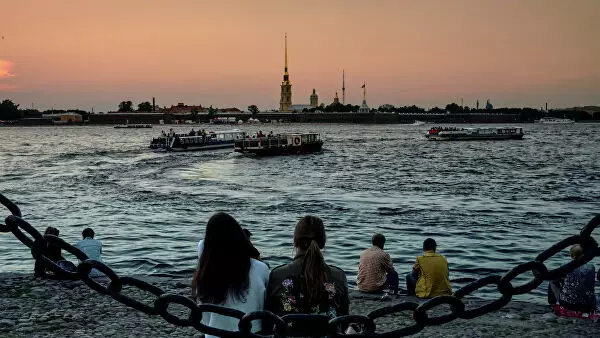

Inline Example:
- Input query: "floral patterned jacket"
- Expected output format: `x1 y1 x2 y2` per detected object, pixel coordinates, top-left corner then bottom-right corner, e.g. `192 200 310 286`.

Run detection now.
265 255 349 335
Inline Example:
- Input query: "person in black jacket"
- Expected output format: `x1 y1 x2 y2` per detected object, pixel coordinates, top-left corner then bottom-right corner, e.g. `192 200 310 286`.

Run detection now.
34 227 62 278
265 216 349 336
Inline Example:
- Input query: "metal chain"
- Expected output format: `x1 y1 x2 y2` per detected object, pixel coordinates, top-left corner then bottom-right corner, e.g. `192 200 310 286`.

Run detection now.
1 192 599 337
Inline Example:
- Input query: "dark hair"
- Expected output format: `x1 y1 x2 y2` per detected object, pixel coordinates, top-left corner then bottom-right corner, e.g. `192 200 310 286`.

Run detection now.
294 215 327 306
372 233 385 249
243 228 252 239
45 227 59 236
82 228 94 239
423 238 437 251
192 212 251 304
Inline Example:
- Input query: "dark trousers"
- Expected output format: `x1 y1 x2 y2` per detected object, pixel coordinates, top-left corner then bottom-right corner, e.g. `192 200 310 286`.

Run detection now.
406 271 418 296
383 270 399 294
547 280 561 305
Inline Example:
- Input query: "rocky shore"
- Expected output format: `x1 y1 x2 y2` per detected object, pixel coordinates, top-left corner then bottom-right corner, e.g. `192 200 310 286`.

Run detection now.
0 273 598 337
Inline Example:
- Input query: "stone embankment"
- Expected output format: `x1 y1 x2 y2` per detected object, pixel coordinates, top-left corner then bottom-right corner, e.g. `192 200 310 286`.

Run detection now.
0 273 598 337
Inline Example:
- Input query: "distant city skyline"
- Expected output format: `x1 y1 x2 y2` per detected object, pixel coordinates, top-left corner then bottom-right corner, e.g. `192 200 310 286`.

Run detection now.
1 0 599 112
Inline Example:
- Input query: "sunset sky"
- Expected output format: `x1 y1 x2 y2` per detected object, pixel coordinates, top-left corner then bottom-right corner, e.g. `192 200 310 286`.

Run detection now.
1 0 599 111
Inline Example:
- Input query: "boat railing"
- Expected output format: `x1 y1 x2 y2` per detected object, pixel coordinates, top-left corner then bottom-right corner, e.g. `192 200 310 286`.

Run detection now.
235 136 290 149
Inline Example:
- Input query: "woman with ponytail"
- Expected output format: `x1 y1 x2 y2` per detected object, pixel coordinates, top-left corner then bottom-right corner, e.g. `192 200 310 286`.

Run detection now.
266 216 349 335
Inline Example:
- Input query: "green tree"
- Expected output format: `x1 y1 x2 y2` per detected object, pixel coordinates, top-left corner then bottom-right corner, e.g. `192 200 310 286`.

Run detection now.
207 105 216 120
190 108 199 122
248 105 259 115
118 101 133 112
445 103 463 114
0 99 21 119
137 101 152 112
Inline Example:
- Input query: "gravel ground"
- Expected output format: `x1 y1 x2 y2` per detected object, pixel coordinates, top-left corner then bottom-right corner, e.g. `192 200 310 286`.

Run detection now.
0 273 598 337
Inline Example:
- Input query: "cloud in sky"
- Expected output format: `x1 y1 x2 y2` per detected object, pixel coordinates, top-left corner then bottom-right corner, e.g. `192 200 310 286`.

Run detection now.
0 60 15 79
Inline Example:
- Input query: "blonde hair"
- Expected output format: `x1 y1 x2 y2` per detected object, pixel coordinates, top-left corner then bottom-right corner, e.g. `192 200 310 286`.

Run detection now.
570 244 584 260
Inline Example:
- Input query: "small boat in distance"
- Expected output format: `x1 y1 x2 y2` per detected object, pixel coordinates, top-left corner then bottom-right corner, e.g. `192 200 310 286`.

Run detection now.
535 117 575 124
411 120 426 126
234 133 323 156
150 129 245 152
426 126 524 141
114 121 152 129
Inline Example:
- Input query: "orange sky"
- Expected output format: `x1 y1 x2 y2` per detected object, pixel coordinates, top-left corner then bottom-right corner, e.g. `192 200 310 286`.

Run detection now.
1 0 599 111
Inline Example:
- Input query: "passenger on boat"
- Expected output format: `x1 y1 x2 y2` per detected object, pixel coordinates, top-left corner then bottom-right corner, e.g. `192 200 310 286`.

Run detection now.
192 213 269 338
268 131 274 138
161 130 167 137
265 216 349 336
34 227 62 278
169 128 175 137
75 228 104 278
357 234 399 294
406 238 452 298
201 129 207 142
189 128 196 136
257 130 265 138
548 245 596 313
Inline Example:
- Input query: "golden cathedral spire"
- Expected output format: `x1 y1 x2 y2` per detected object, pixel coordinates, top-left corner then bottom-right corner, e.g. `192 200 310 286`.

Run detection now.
280 33 292 111
284 33 288 76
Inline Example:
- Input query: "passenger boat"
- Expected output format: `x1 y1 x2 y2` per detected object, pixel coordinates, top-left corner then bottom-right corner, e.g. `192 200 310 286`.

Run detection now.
114 124 153 129
535 117 575 124
149 129 246 152
234 133 323 156
425 126 524 141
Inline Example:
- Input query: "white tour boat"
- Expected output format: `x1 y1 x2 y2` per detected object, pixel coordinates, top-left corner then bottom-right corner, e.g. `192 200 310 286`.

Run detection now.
149 129 246 152
426 126 524 141
535 117 575 124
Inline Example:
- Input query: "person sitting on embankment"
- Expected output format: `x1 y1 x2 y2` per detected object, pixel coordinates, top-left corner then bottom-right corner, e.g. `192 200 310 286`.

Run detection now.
192 212 269 338
357 233 399 294
75 228 104 277
406 238 452 298
266 216 349 336
548 244 596 313
34 227 62 278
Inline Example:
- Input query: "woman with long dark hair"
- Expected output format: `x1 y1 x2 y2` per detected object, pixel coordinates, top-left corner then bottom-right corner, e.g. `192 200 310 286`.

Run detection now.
265 216 349 335
192 212 269 337
34 227 62 278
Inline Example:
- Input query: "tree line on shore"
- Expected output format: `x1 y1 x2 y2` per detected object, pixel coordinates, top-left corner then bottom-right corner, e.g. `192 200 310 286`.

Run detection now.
1 98 598 122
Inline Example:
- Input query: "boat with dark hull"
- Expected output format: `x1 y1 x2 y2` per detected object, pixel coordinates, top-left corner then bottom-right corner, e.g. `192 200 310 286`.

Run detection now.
234 133 323 156
426 126 524 141
150 129 245 152
115 123 152 129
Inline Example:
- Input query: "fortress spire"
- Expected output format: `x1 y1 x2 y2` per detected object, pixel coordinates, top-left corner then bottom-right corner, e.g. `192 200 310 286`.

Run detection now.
279 34 292 111
284 33 288 76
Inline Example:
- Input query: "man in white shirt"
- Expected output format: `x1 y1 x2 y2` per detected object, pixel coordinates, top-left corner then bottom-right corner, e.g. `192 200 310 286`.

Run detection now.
75 228 103 277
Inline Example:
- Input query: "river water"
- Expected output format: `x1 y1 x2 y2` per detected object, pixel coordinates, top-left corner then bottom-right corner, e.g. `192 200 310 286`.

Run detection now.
1 123 598 302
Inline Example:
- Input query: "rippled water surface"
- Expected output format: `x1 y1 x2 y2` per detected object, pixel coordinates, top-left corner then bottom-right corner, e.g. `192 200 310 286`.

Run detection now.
1 123 599 301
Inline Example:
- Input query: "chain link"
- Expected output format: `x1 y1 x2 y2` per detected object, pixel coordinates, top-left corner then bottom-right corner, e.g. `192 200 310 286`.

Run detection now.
1 192 598 337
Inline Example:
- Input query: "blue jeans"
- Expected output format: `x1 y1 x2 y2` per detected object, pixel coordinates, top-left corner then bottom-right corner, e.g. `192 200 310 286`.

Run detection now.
406 271 418 296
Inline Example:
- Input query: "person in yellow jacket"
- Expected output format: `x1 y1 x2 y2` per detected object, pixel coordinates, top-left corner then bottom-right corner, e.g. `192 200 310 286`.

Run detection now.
406 238 452 298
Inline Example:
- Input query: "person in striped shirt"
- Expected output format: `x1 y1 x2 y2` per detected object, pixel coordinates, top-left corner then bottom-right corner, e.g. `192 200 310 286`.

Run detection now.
357 234 399 294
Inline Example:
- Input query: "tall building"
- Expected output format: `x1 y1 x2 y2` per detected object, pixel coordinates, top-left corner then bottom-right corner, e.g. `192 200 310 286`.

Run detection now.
310 89 319 108
358 83 369 112
279 34 292 112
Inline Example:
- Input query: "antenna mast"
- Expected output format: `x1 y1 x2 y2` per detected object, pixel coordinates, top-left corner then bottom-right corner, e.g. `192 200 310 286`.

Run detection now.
342 70 346 105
